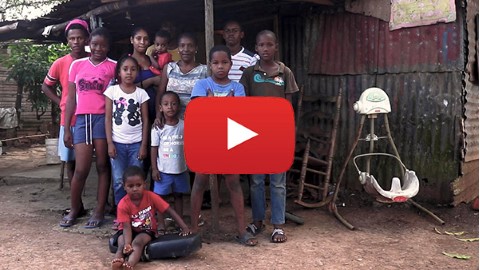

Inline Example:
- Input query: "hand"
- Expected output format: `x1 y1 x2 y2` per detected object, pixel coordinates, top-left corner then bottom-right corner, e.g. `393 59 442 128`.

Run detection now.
153 115 165 130
137 146 147 160
108 143 116 158
63 130 74 149
123 244 133 255
179 227 192 236
206 88 214 97
152 170 160 182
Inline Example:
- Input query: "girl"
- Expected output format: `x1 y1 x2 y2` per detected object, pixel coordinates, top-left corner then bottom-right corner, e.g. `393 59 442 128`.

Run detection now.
61 27 117 228
189 45 256 246
111 166 191 270
104 55 150 210
151 91 188 234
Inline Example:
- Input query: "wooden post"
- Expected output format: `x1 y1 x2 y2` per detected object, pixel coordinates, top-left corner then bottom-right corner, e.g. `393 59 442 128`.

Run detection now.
204 0 219 232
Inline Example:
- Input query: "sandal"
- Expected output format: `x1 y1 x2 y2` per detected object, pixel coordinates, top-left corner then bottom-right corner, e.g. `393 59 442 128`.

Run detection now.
158 228 166 236
246 223 265 236
235 232 258 246
271 228 287 243
84 217 104 229
59 216 77 228
62 205 87 217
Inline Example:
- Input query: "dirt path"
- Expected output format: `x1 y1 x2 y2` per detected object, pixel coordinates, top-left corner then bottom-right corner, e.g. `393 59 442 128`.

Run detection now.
0 146 478 269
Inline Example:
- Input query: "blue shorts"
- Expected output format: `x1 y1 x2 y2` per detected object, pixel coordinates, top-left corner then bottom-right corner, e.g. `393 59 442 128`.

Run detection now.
154 171 190 196
73 114 106 145
58 126 75 161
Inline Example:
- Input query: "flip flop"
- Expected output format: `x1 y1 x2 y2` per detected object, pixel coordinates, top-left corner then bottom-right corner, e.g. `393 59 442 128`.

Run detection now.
59 216 77 228
271 228 287 243
62 206 87 217
246 223 265 236
84 218 104 229
235 232 258 246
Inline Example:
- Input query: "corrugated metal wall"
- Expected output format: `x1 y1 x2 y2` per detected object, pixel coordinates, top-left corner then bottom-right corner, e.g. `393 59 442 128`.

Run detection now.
281 6 468 203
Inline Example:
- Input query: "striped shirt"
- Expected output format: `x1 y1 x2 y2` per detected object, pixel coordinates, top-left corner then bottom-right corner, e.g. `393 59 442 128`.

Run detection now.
228 47 258 82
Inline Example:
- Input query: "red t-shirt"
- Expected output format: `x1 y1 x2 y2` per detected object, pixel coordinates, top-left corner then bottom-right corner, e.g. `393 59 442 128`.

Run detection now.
117 190 169 235
43 54 77 126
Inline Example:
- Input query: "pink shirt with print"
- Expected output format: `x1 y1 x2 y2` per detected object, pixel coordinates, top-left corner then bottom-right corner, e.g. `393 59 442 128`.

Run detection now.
68 57 116 115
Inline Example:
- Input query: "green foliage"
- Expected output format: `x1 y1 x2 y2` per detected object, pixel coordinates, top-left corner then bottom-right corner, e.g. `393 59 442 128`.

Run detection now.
1 41 69 119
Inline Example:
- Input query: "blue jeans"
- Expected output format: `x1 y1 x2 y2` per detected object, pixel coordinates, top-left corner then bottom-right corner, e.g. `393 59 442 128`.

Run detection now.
250 172 286 225
111 142 143 205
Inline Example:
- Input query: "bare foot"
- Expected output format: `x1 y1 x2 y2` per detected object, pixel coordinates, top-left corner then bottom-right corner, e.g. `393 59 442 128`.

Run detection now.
123 261 134 270
111 258 124 270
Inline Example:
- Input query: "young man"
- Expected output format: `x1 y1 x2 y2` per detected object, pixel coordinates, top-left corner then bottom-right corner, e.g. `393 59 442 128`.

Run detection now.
223 20 258 82
41 19 89 187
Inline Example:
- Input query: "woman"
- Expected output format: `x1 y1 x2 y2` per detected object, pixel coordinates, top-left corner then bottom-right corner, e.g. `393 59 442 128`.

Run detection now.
130 27 162 124
156 32 208 119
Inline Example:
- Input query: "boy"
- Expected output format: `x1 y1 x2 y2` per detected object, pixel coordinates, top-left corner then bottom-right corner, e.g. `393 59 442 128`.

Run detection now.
41 19 89 189
111 166 191 270
240 30 299 243
149 30 173 76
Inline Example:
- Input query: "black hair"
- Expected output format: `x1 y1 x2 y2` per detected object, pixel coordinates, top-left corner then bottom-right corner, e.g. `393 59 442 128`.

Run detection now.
223 20 243 31
158 91 181 118
209 45 232 62
160 91 181 104
114 55 139 84
177 32 197 46
131 27 150 38
122 166 145 184
256 29 277 43
90 27 112 45
155 30 171 42
65 23 89 39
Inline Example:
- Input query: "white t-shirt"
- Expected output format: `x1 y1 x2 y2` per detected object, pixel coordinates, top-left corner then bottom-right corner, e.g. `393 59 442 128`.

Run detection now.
104 85 150 144
151 120 187 174
229 47 258 82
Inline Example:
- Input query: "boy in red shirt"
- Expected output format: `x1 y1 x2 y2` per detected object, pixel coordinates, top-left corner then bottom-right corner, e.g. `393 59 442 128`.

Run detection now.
111 166 191 270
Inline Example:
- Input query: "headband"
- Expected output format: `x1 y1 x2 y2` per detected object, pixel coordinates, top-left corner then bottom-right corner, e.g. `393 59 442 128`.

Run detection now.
65 19 90 35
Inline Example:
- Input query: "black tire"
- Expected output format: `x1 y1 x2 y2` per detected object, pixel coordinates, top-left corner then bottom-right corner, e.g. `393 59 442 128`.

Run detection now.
285 211 304 225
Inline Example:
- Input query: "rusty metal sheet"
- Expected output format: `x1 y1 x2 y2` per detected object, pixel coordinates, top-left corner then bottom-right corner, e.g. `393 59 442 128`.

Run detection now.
308 11 464 75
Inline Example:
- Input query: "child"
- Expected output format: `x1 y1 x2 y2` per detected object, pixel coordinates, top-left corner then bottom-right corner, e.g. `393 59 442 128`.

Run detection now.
148 30 173 76
111 166 191 270
61 27 116 228
240 30 299 243
151 91 189 234
104 55 150 212
189 45 257 246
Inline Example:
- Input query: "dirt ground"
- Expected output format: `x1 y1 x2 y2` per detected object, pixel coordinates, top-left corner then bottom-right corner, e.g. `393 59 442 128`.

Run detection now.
0 145 478 270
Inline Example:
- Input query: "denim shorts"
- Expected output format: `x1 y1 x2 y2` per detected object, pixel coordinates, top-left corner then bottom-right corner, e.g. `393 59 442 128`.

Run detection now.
58 125 75 161
73 114 106 145
153 171 190 195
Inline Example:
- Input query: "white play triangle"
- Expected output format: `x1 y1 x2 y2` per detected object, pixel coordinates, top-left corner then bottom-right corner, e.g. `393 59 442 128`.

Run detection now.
227 118 258 150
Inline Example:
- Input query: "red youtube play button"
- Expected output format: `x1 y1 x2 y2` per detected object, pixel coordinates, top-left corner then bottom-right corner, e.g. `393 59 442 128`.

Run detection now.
184 97 295 174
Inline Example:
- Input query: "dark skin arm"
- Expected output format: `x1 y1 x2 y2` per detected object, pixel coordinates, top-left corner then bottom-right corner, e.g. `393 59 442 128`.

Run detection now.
154 68 169 129
41 83 61 106
105 96 116 158
138 102 149 160
122 221 134 255
151 146 160 181
63 82 77 148
164 206 192 236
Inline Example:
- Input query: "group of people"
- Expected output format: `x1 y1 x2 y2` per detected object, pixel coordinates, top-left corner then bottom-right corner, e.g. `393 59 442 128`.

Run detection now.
42 18 298 269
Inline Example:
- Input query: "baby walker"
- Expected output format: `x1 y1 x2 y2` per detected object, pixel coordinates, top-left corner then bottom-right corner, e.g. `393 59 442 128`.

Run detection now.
329 87 445 230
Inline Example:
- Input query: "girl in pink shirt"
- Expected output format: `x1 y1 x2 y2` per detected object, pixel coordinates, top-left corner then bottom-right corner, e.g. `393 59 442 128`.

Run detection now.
61 27 116 229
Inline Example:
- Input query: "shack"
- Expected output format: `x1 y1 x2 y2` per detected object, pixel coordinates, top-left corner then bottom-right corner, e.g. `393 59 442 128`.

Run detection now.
0 0 477 205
